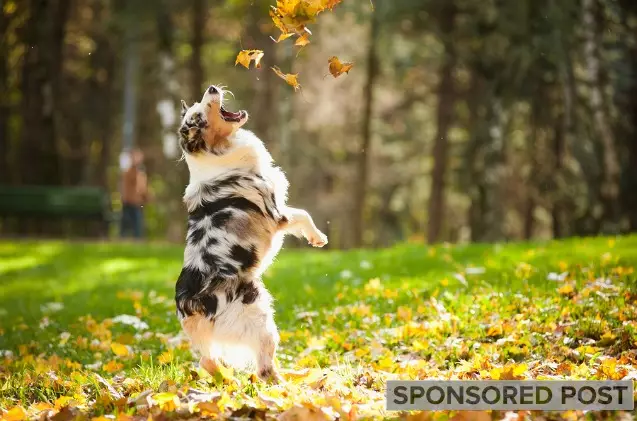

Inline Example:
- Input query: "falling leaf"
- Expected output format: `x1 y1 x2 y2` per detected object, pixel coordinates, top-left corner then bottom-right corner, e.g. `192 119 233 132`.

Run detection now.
271 66 301 90
328 56 354 78
235 49 265 69
272 33 295 43
2 406 27 421
110 342 129 357
295 34 310 46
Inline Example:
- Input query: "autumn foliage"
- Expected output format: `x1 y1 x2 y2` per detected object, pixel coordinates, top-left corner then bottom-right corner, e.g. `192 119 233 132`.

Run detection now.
236 0 355 90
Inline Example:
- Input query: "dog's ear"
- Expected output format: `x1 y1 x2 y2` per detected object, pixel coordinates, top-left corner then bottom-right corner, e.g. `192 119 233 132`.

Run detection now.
180 100 189 118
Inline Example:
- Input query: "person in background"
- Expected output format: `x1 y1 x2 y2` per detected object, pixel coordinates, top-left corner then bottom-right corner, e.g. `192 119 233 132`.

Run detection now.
120 148 151 239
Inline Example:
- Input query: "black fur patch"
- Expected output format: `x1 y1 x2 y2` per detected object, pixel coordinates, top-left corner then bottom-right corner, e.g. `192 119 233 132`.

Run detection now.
236 281 260 305
200 294 218 318
187 227 205 245
189 196 264 222
210 210 233 228
175 267 204 317
230 244 258 271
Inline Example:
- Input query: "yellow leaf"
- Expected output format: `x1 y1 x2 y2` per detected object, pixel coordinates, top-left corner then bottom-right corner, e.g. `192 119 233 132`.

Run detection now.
279 404 329 421
558 284 575 295
110 342 129 357
2 407 27 421
149 392 180 412
103 360 123 373
451 411 491 421
272 32 295 43
235 49 265 69
31 402 53 412
92 417 111 421
487 324 503 337
295 34 310 46
272 66 301 90
54 396 73 409
157 350 173 364
397 306 412 322
328 56 354 78
216 363 234 381
412 340 428 351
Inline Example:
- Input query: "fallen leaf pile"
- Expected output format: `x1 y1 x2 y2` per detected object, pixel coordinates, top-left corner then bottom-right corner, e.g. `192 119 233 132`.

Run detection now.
1 239 637 420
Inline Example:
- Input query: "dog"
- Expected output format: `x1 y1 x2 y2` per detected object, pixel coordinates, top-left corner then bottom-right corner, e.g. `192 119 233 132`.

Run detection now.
175 85 328 383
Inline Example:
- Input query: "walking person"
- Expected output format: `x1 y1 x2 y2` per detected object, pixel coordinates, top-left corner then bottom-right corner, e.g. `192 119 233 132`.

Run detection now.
120 148 151 239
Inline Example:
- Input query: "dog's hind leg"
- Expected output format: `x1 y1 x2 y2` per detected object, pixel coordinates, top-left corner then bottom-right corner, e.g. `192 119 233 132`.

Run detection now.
181 314 220 375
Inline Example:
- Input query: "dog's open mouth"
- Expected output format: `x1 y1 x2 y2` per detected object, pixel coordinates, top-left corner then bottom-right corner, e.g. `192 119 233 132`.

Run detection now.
220 106 245 123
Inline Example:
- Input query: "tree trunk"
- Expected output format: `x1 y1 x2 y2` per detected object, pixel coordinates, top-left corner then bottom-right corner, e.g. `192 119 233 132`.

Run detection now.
352 10 380 247
583 0 620 232
190 0 205 99
0 4 11 183
20 0 71 186
245 1 277 145
552 47 576 238
427 1 456 244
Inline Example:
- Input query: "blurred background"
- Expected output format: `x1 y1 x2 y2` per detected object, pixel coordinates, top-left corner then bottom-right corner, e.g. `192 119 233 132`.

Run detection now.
0 0 636 249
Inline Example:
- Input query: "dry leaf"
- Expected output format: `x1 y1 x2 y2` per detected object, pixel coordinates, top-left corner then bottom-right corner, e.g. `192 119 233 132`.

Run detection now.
2 407 27 421
328 56 354 78
110 342 128 357
295 34 310 47
278 404 329 421
235 49 265 69
157 350 173 364
450 411 491 421
272 66 301 91
272 33 295 43
148 392 180 412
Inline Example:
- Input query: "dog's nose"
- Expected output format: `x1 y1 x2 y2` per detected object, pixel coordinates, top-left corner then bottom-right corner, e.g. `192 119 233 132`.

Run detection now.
207 85 218 95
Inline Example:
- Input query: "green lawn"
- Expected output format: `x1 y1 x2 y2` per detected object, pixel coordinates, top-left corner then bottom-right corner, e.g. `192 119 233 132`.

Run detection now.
1 236 636 420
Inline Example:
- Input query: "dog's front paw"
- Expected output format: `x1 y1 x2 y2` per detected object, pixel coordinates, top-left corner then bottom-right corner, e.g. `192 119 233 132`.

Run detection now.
307 230 328 247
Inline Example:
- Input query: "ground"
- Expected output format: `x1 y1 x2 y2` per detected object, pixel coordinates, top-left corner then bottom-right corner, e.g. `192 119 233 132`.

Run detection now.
0 236 636 421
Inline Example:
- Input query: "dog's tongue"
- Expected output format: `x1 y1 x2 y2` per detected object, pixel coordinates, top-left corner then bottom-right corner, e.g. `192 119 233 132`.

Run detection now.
220 106 242 121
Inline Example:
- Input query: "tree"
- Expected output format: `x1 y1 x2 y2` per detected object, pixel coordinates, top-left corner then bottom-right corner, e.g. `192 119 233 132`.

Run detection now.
427 0 457 244
353 9 380 247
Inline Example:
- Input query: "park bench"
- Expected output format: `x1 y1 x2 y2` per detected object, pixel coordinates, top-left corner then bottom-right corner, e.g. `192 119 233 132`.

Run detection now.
0 185 113 237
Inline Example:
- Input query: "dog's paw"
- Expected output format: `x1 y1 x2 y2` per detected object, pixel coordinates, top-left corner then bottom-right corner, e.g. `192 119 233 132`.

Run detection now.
307 230 328 247
257 367 283 385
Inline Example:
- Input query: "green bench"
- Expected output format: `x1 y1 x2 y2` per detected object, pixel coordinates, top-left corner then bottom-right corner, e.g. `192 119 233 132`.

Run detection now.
0 186 113 236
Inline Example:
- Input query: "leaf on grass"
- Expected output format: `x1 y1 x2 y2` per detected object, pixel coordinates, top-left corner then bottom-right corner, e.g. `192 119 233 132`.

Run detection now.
235 50 265 69
328 56 354 78
272 66 301 91
278 404 329 421
102 360 123 373
110 342 129 357
157 350 173 364
295 34 310 47
451 411 492 421
2 406 27 421
148 392 180 412
558 284 575 296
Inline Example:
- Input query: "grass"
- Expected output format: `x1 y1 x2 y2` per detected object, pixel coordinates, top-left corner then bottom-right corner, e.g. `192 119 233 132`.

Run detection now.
1 235 636 420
